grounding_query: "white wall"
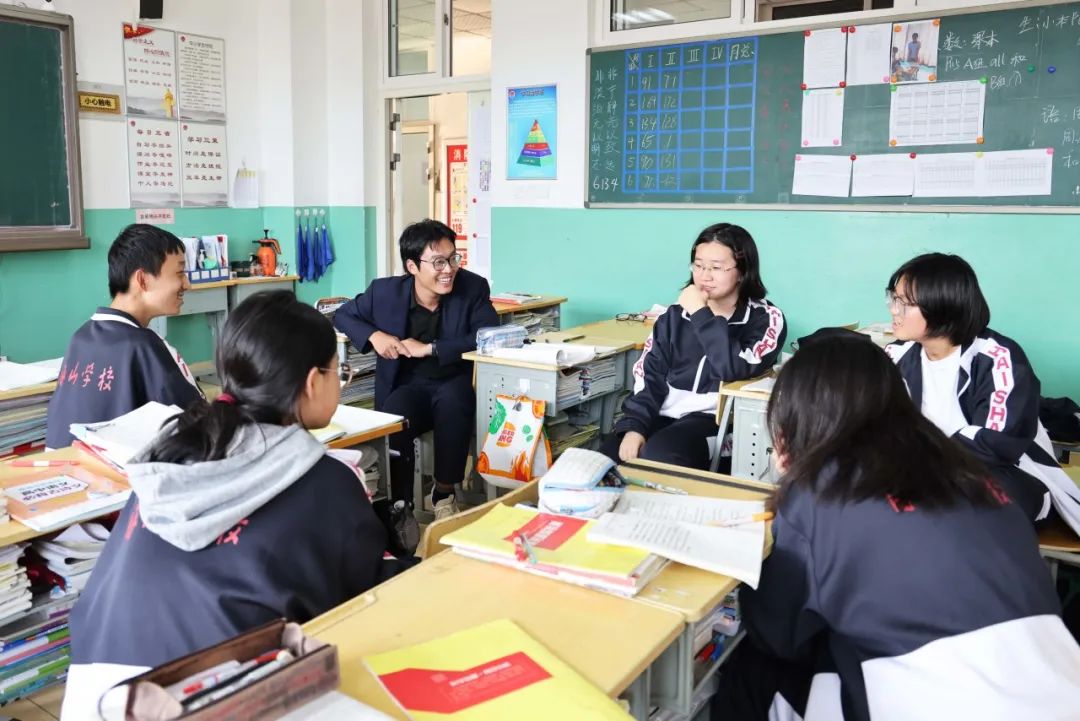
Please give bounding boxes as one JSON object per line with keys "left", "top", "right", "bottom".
{"left": 490, "top": 0, "right": 588, "bottom": 209}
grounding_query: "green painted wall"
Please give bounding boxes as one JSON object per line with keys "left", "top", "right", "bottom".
{"left": 0, "top": 205, "right": 373, "bottom": 366}
{"left": 492, "top": 207, "right": 1080, "bottom": 400}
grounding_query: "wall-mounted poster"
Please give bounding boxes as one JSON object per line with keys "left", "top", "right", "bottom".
{"left": 507, "top": 84, "right": 557, "bottom": 180}
{"left": 123, "top": 24, "right": 177, "bottom": 118}
{"left": 177, "top": 32, "right": 226, "bottom": 122}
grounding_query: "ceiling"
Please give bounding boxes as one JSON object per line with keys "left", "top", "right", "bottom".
{"left": 395, "top": 0, "right": 492, "bottom": 53}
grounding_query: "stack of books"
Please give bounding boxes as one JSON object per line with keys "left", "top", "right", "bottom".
{"left": 0, "top": 396, "right": 50, "bottom": 459}
{"left": 0, "top": 541, "right": 81, "bottom": 703}
{"left": 546, "top": 422, "right": 600, "bottom": 458}
{"left": 440, "top": 504, "right": 666, "bottom": 597}
{"left": 29, "top": 523, "right": 109, "bottom": 602}
{"left": 555, "top": 356, "right": 618, "bottom": 408}
{"left": 69, "top": 401, "right": 182, "bottom": 471}
{"left": 2, "top": 465, "right": 130, "bottom": 533}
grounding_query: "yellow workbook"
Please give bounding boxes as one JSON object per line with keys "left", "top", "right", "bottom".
{"left": 439, "top": 503, "right": 663, "bottom": 595}
{"left": 364, "top": 619, "right": 632, "bottom": 720}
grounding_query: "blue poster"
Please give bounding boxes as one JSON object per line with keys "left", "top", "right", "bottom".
{"left": 506, "top": 84, "right": 557, "bottom": 180}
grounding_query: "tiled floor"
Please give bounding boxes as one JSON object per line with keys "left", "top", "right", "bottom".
{"left": 1, "top": 684, "right": 63, "bottom": 721}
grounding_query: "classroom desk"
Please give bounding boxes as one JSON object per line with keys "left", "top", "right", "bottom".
{"left": 1040, "top": 463, "right": 1080, "bottom": 580}
{"left": 302, "top": 550, "right": 685, "bottom": 720}
{"left": 0, "top": 446, "right": 127, "bottom": 547}
{"left": 419, "top": 458, "right": 773, "bottom": 716}
{"left": 714, "top": 373, "right": 776, "bottom": 480}
{"left": 148, "top": 275, "right": 299, "bottom": 344}
{"left": 492, "top": 295, "right": 567, "bottom": 319}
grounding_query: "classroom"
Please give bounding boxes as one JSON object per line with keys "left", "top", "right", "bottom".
{"left": 1, "top": 0, "right": 1079, "bottom": 718}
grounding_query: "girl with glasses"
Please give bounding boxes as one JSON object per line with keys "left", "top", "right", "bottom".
{"left": 885, "top": 253, "right": 1080, "bottom": 531}
{"left": 601, "top": 223, "right": 786, "bottom": 470}
{"left": 63, "top": 291, "right": 411, "bottom": 719}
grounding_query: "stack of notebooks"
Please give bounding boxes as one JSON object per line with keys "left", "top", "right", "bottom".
{"left": 440, "top": 504, "right": 666, "bottom": 597}
{"left": 0, "top": 542, "right": 80, "bottom": 703}
{"left": 0, "top": 545, "right": 31, "bottom": 627}
{"left": 69, "top": 401, "right": 182, "bottom": 471}
{"left": 0, "top": 395, "right": 50, "bottom": 459}
{"left": 30, "top": 523, "right": 109, "bottom": 601}
{"left": 2, "top": 464, "right": 130, "bottom": 533}
{"left": 546, "top": 422, "right": 600, "bottom": 458}
{"left": 556, "top": 356, "right": 618, "bottom": 408}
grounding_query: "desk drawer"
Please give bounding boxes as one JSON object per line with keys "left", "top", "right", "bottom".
{"left": 178, "top": 286, "right": 227, "bottom": 316}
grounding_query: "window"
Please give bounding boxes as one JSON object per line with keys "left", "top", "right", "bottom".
{"left": 761, "top": 0, "right": 892, "bottom": 22}
{"left": 389, "top": 0, "right": 437, "bottom": 77}
{"left": 610, "top": 1, "right": 732, "bottom": 32}
{"left": 387, "top": 0, "right": 491, "bottom": 82}
{"left": 452, "top": 0, "right": 491, "bottom": 76}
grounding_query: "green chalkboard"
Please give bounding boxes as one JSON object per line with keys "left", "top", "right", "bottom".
{"left": 587, "top": 0, "right": 1080, "bottom": 208}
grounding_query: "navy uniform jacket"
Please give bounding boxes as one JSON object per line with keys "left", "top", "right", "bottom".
{"left": 45, "top": 308, "right": 203, "bottom": 448}
{"left": 616, "top": 298, "right": 786, "bottom": 437}
{"left": 887, "top": 329, "right": 1080, "bottom": 532}
{"left": 69, "top": 456, "right": 406, "bottom": 668}
{"left": 745, "top": 481, "right": 1080, "bottom": 720}
{"left": 333, "top": 270, "right": 498, "bottom": 408}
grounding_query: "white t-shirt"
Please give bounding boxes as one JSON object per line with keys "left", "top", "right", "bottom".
{"left": 920, "top": 346, "right": 968, "bottom": 437}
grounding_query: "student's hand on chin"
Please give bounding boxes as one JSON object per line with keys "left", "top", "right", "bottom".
{"left": 401, "top": 338, "right": 431, "bottom": 358}
{"left": 677, "top": 285, "right": 707, "bottom": 314}
{"left": 620, "top": 431, "right": 646, "bottom": 462}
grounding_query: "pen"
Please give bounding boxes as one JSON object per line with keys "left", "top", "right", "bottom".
{"left": 559, "top": 334, "right": 585, "bottom": 343}
{"left": 7, "top": 460, "right": 79, "bottom": 468}
{"left": 623, "top": 476, "right": 688, "bottom": 495}
{"left": 185, "top": 652, "right": 294, "bottom": 711}
{"left": 512, "top": 531, "right": 538, "bottom": 565}
{"left": 709, "top": 511, "right": 774, "bottom": 527}
{"left": 180, "top": 649, "right": 284, "bottom": 706}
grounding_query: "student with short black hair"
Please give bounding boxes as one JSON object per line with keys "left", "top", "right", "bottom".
{"left": 885, "top": 252, "right": 1080, "bottom": 529}
{"left": 602, "top": 223, "right": 785, "bottom": 470}
{"left": 46, "top": 224, "right": 203, "bottom": 449}
{"left": 714, "top": 335, "right": 1080, "bottom": 721}
{"left": 334, "top": 219, "right": 498, "bottom": 519}
{"left": 62, "top": 291, "right": 409, "bottom": 720}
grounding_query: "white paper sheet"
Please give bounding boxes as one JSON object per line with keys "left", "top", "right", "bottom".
{"left": 792, "top": 154, "right": 852, "bottom": 197}
{"left": 803, "top": 27, "right": 847, "bottom": 89}
{"left": 845, "top": 23, "right": 893, "bottom": 86}
{"left": 913, "top": 152, "right": 979, "bottom": 197}
{"left": 801, "top": 88, "right": 845, "bottom": 148}
{"left": 587, "top": 511, "right": 766, "bottom": 588}
{"left": 613, "top": 491, "right": 765, "bottom": 525}
{"left": 851, "top": 154, "right": 916, "bottom": 197}
{"left": 0, "top": 361, "right": 60, "bottom": 391}
{"left": 330, "top": 405, "right": 405, "bottom": 435}
{"left": 889, "top": 80, "right": 985, "bottom": 147}
{"left": 977, "top": 149, "right": 1053, "bottom": 197}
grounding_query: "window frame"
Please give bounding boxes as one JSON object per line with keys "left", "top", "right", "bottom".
{"left": 383, "top": 0, "right": 491, "bottom": 91}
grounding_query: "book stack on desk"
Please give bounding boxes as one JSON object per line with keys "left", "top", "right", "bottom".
{"left": 546, "top": 422, "right": 600, "bottom": 458}
{"left": 0, "top": 544, "right": 80, "bottom": 704}
{"left": 441, "top": 503, "right": 667, "bottom": 598}
{"left": 29, "top": 522, "right": 109, "bottom": 601}
{"left": 0, "top": 395, "right": 50, "bottom": 459}
{"left": 70, "top": 401, "right": 181, "bottom": 471}
{"left": 556, "top": 356, "right": 618, "bottom": 407}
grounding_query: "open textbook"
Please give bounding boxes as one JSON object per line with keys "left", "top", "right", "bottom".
{"left": 587, "top": 491, "right": 768, "bottom": 588}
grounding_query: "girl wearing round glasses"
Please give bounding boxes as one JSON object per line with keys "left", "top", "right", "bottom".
{"left": 63, "top": 291, "right": 411, "bottom": 717}
{"left": 885, "top": 253, "right": 1080, "bottom": 530}
{"left": 602, "top": 223, "right": 786, "bottom": 470}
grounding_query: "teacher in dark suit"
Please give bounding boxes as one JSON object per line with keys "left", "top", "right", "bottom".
{"left": 335, "top": 219, "right": 498, "bottom": 520}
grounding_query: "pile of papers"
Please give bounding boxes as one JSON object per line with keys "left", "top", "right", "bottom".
{"left": 587, "top": 492, "right": 767, "bottom": 588}
{"left": 441, "top": 503, "right": 667, "bottom": 597}
{"left": 0, "top": 360, "right": 62, "bottom": 393}
{"left": 31, "top": 523, "right": 109, "bottom": 602}
{"left": 547, "top": 422, "right": 600, "bottom": 458}
{"left": 340, "top": 347, "right": 376, "bottom": 408}
{"left": 0, "top": 392, "right": 52, "bottom": 458}
{"left": 69, "top": 401, "right": 182, "bottom": 470}
{"left": 556, "top": 356, "right": 618, "bottom": 408}
{"left": 0, "top": 539, "right": 85, "bottom": 703}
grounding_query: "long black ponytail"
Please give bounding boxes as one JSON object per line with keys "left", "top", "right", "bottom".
{"left": 146, "top": 290, "right": 337, "bottom": 463}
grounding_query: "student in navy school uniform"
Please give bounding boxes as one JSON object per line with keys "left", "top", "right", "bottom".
{"left": 334, "top": 219, "right": 498, "bottom": 520}
{"left": 601, "top": 223, "right": 786, "bottom": 470}
{"left": 712, "top": 334, "right": 1080, "bottom": 721}
{"left": 62, "top": 291, "right": 412, "bottom": 721}
{"left": 884, "top": 253, "right": 1080, "bottom": 532}
{"left": 45, "top": 224, "right": 203, "bottom": 449}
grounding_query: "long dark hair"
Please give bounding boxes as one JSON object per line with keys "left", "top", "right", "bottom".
{"left": 768, "top": 335, "right": 997, "bottom": 510}
{"left": 685, "top": 223, "right": 767, "bottom": 302}
{"left": 146, "top": 291, "right": 337, "bottom": 463}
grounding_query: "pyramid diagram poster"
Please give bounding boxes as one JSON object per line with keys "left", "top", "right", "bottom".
{"left": 507, "top": 84, "right": 557, "bottom": 180}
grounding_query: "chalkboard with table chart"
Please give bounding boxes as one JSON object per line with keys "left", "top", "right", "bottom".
{"left": 586, "top": 0, "right": 1080, "bottom": 210}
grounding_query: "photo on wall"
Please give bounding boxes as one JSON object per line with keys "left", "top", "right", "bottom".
{"left": 892, "top": 20, "right": 940, "bottom": 83}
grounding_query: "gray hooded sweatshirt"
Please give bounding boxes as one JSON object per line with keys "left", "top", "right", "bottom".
{"left": 125, "top": 422, "right": 326, "bottom": 551}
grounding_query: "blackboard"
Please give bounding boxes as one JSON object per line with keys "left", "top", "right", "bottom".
{"left": 586, "top": 0, "right": 1080, "bottom": 208}
{"left": 0, "top": 7, "right": 85, "bottom": 251}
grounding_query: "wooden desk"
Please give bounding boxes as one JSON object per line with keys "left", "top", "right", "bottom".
{"left": 0, "top": 447, "right": 128, "bottom": 547}
{"left": 554, "top": 318, "right": 654, "bottom": 351}
{"left": 419, "top": 458, "right": 772, "bottom": 715}
{"left": 1040, "top": 464, "right": 1080, "bottom": 580}
{"left": 492, "top": 295, "right": 567, "bottom": 317}
{"left": 149, "top": 275, "right": 300, "bottom": 345}
{"left": 302, "top": 550, "right": 685, "bottom": 720}
{"left": 714, "top": 373, "right": 776, "bottom": 480}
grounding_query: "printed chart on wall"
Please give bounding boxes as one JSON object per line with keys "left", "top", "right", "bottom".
{"left": 586, "top": 0, "right": 1080, "bottom": 209}
{"left": 507, "top": 84, "right": 557, "bottom": 180}
{"left": 446, "top": 142, "right": 470, "bottom": 266}
{"left": 122, "top": 24, "right": 228, "bottom": 208}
